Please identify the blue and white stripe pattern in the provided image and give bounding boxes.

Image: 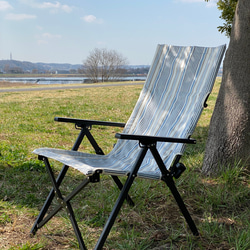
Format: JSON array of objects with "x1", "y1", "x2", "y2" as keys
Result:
[{"x1": 34, "y1": 44, "x2": 226, "y2": 180}]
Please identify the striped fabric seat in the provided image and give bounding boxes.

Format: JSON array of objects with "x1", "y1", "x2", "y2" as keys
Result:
[{"x1": 34, "y1": 44, "x2": 225, "y2": 180}]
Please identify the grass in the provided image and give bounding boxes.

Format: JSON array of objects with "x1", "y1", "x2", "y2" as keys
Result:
[{"x1": 0, "y1": 79, "x2": 249, "y2": 249}]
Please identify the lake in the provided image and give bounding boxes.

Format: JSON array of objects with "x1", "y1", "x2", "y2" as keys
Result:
[{"x1": 0, "y1": 76, "x2": 146, "y2": 85}]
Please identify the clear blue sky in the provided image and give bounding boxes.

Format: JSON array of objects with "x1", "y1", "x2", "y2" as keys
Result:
[{"x1": 0, "y1": 0, "x2": 229, "y2": 65}]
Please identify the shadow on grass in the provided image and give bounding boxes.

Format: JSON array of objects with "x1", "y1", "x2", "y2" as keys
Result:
[
  {"x1": 0, "y1": 123, "x2": 210, "y2": 209},
  {"x1": 0, "y1": 124, "x2": 250, "y2": 249},
  {"x1": 0, "y1": 160, "x2": 50, "y2": 209}
]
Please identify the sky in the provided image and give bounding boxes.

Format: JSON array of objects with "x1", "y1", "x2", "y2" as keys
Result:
[{"x1": 0, "y1": 0, "x2": 229, "y2": 65}]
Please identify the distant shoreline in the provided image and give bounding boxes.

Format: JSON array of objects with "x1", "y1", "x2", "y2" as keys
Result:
[{"x1": 0, "y1": 81, "x2": 145, "y2": 93}]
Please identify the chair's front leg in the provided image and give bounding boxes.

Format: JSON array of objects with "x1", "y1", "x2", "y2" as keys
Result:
[
  {"x1": 37, "y1": 177, "x2": 90, "y2": 231},
  {"x1": 30, "y1": 128, "x2": 87, "y2": 235},
  {"x1": 95, "y1": 146, "x2": 149, "y2": 250},
  {"x1": 43, "y1": 156, "x2": 88, "y2": 250}
]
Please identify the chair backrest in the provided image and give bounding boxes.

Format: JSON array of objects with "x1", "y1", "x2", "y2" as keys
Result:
[{"x1": 110, "y1": 45, "x2": 226, "y2": 179}]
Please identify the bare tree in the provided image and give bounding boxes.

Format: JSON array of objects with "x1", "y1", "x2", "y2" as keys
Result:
[{"x1": 83, "y1": 48, "x2": 128, "y2": 83}]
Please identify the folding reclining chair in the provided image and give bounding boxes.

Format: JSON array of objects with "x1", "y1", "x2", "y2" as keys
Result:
[{"x1": 31, "y1": 44, "x2": 225, "y2": 249}]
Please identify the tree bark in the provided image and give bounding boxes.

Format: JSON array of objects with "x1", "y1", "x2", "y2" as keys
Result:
[{"x1": 202, "y1": 0, "x2": 250, "y2": 175}]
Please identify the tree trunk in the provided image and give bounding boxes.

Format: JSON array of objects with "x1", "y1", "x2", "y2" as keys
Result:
[{"x1": 202, "y1": 0, "x2": 250, "y2": 175}]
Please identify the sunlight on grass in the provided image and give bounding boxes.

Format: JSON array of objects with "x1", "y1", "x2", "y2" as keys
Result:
[{"x1": 0, "y1": 80, "x2": 249, "y2": 249}]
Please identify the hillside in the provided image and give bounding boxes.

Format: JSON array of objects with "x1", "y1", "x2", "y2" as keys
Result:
[
  {"x1": 0, "y1": 59, "x2": 150, "y2": 75},
  {"x1": 0, "y1": 60, "x2": 82, "y2": 74}
]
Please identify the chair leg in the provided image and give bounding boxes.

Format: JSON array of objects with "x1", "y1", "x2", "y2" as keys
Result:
[
  {"x1": 31, "y1": 129, "x2": 86, "y2": 235},
  {"x1": 94, "y1": 146, "x2": 148, "y2": 250},
  {"x1": 164, "y1": 178, "x2": 199, "y2": 236},
  {"x1": 111, "y1": 175, "x2": 135, "y2": 206},
  {"x1": 66, "y1": 201, "x2": 87, "y2": 250},
  {"x1": 149, "y1": 146, "x2": 199, "y2": 236},
  {"x1": 43, "y1": 156, "x2": 88, "y2": 249},
  {"x1": 30, "y1": 164, "x2": 69, "y2": 235},
  {"x1": 85, "y1": 128, "x2": 135, "y2": 206},
  {"x1": 35, "y1": 177, "x2": 90, "y2": 231}
]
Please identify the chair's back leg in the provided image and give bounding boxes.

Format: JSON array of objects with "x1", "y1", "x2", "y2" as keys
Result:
[
  {"x1": 164, "y1": 177, "x2": 199, "y2": 236},
  {"x1": 149, "y1": 145, "x2": 199, "y2": 236},
  {"x1": 111, "y1": 175, "x2": 135, "y2": 206},
  {"x1": 85, "y1": 128, "x2": 135, "y2": 206}
]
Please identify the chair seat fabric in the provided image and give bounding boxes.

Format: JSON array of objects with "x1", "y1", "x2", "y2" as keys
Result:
[{"x1": 33, "y1": 44, "x2": 225, "y2": 180}]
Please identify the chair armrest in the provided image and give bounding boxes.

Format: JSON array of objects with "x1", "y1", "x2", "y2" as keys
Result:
[
  {"x1": 115, "y1": 133, "x2": 196, "y2": 144},
  {"x1": 54, "y1": 117, "x2": 126, "y2": 128}
]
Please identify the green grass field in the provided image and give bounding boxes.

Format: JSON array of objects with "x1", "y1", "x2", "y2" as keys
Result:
[{"x1": 0, "y1": 80, "x2": 249, "y2": 249}]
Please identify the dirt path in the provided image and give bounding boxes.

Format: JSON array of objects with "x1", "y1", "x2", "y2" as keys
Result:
[{"x1": 0, "y1": 81, "x2": 144, "y2": 93}]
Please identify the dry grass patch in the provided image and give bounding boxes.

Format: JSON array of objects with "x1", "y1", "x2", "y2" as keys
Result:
[
  {"x1": 0, "y1": 81, "x2": 37, "y2": 88},
  {"x1": 0, "y1": 203, "x2": 80, "y2": 249}
]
